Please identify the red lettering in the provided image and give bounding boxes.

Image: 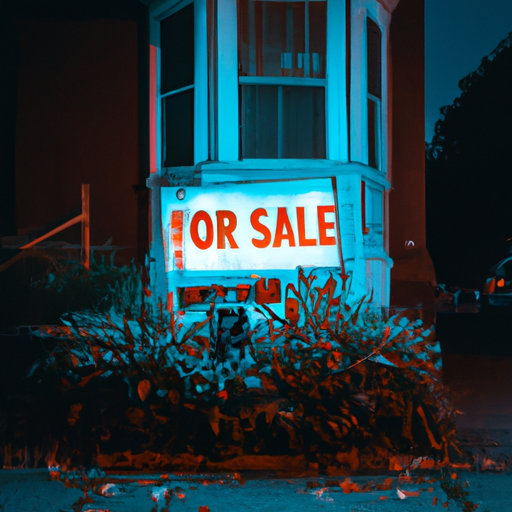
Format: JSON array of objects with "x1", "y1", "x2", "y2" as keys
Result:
[
  {"x1": 216, "y1": 210, "x2": 239, "y2": 249},
  {"x1": 317, "y1": 205, "x2": 336, "y2": 246},
  {"x1": 296, "y1": 206, "x2": 317, "y2": 246},
  {"x1": 250, "y1": 208, "x2": 272, "y2": 248},
  {"x1": 190, "y1": 210, "x2": 214, "y2": 250},
  {"x1": 273, "y1": 208, "x2": 296, "y2": 248}
]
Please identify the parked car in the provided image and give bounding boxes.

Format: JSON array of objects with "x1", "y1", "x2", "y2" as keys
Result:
[{"x1": 479, "y1": 256, "x2": 512, "y2": 312}]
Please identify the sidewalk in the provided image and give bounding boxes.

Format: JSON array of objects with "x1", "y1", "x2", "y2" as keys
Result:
[{"x1": 0, "y1": 468, "x2": 508, "y2": 512}]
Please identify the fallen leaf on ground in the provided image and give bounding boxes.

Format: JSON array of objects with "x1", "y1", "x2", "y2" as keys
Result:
[
  {"x1": 97, "y1": 483, "x2": 119, "y2": 497},
  {"x1": 401, "y1": 490, "x2": 420, "y2": 497}
]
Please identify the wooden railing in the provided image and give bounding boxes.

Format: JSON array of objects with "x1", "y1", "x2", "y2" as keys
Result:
[{"x1": 19, "y1": 184, "x2": 90, "y2": 269}]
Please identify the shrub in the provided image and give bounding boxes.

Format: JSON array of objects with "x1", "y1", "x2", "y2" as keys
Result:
[{"x1": 25, "y1": 266, "x2": 458, "y2": 470}]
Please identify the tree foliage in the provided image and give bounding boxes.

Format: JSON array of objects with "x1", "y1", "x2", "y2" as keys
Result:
[{"x1": 426, "y1": 32, "x2": 512, "y2": 286}]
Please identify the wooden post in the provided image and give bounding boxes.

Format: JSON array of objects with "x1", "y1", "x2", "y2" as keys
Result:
[{"x1": 81, "y1": 184, "x2": 90, "y2": 269}]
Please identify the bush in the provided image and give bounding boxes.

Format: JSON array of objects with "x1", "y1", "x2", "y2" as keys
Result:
[{"x1": 8, "y1": 266, "x2": 459, "y2": 471}]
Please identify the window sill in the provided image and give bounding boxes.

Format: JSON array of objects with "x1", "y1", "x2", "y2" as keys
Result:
[
  {"x1": 197, "y1": 160, "x2": 389, "y2": 187},
  {"x1": 147, "y1": 161, "x2": 389, "y2": 188}
]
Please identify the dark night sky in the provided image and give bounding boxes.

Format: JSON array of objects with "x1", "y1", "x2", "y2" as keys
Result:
[{"x1": 425, "y1": 0, "x2": 512, "y2": 142}]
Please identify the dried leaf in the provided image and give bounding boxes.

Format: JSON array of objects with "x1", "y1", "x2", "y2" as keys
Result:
[
  {"x1": 208, "y1": 406, "x2": 221, "y2": 436},
  {"x1": 168, "y1": 389, "x2": 180, "y2": 405},
  {"x1": 137, "y1": 379, "x2": 151, "y2": 402}
]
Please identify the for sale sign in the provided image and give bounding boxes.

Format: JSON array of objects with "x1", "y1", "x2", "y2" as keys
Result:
[{"x1": 161, "y1": 178, "x2": 340, "y2": 271}]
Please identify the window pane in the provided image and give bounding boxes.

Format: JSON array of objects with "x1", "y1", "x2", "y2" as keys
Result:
[
  {"x1": 309, "y1": 1, "x2": 327, "y2": 78},
  {"x1": 239, "y1": 0, "x2": 326, "y2": 78},
  {"x1": 161, "y1": 3, "x2": 194, "y2": 94},
  {"x1": 241, "y1": 85, "x2": 325, "y2": 158},
  {"x1": 368, "y1": 98, "x2": 380, "y2": 169},
  {"x1": 241, "y1": 85, "x2": 279, "y2": 158},
  {"x1": 163, "y1": 90, "x2": 194, "y2": 167},
  {"x1": 367, "y1": 18, "x2": 381, "y2": 98},
  {"x1": 282, "y1": 86, "x2": 325, "y2": 158}
]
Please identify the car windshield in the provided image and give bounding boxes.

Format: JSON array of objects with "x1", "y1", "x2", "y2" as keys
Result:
[{"x1": 495, "y1": 259, "x2": 512, "y2": 280}]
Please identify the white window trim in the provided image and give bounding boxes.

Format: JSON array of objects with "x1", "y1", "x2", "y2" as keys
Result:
[
  {"x1": 149, "y1": 0, "x2": 209, "y2": 171},
  {"x1": 199, "y1": 159, "x2": 390, "y2": 189},
  {"x1": 220, "y1": 0, "x2": 348, "y2": 164}
]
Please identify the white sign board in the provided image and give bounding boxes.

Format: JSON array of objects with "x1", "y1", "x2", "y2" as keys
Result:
[{"x1": 161, "y1": 179, "x2": 340, "y2": 271}]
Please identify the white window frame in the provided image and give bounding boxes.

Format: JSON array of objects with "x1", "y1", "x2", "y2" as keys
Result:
[
  {"x1": 218, "y1": 0, "x2": 349, "y2": 164},
  {"x1": 149, "y1": 0, "x2": 208, "y2": 171},
  {"x1": 238, "y1": 0, "x2": 327, "y2": 159}
]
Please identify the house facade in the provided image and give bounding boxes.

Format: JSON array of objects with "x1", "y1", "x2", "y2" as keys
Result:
[{"x1": 143, "y1": 0, "x2": 435, "y2": 324}]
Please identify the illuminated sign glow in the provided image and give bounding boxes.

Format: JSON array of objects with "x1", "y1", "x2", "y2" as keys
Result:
[{"x1": 162, "y1": 179, "x2": 340, "y2": 271}]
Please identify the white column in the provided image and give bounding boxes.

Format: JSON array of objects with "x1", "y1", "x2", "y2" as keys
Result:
[
  {"x1": 326, "y1": 0, "x2": 349, "y2": 162},
  {"x1": 217, "y1": 0, "x2": 239, "y2": 161},
  {"x1": 195, "y1": 0, "x2": 209, "y2": 163},
  {"x1": 349, "y1": 2, "x2": 366, "y2": 164}
]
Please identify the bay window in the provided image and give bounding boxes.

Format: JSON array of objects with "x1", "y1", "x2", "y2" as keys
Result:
[{"x1": 151, "y1": 0, "x2": 388, "y2": 169}]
